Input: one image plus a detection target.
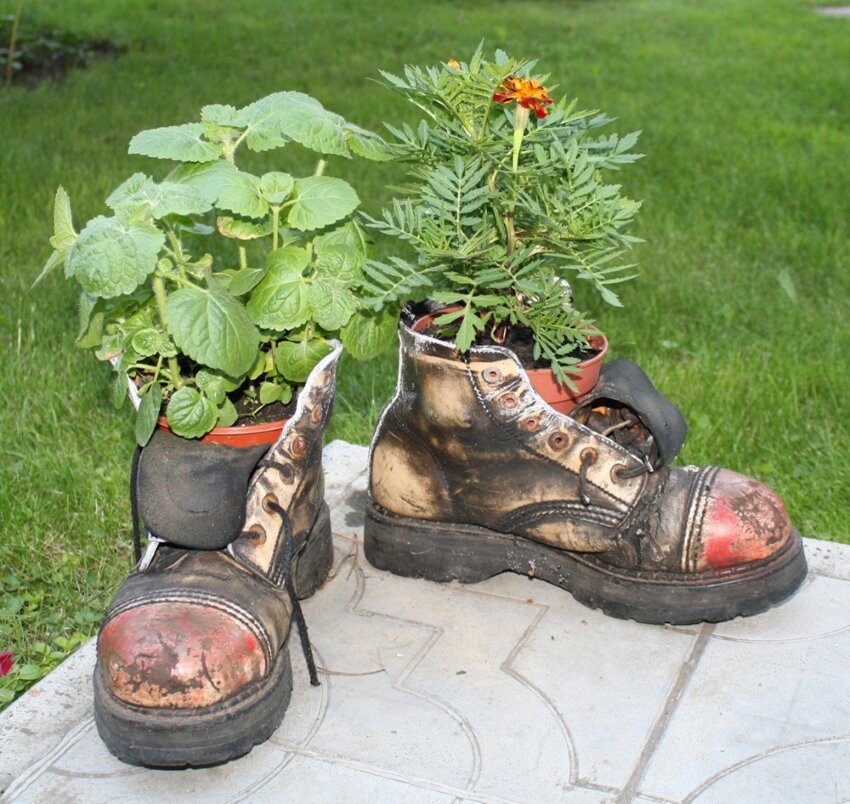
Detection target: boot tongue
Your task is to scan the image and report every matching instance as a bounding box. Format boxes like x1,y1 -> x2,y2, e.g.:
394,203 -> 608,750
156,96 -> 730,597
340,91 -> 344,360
571,359 -> 687,467
136,430 -> 267,550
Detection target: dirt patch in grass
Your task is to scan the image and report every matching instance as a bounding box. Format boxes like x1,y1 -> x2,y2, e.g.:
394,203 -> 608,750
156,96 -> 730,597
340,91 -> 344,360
1,14 -> 124,88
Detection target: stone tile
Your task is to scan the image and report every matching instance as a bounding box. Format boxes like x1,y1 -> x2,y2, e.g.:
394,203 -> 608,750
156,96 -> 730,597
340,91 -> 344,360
636,573 -> 850,802
487,575 -> 697,793
805,537 -> 850,581
0,640 -> 96,793
3,441 -> 850,804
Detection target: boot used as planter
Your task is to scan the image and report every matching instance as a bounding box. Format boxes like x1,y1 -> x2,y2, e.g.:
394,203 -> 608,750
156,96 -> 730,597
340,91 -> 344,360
411,307 -> 609,415
94,345 -> 341,768
364,323 -> 807,625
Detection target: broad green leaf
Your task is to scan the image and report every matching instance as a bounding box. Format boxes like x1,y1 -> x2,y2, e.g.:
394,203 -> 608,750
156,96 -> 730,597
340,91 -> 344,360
135,384 -> 162,446
232,92 -> 316,152
246,246 -> 311,329
196,368 -> 240,405
259,171 -> 294,204
308,276 -> 358,330
259,381 -> 286,404
122,181 -> 211,220
164,285 -> 259,377
286,176 -> 359,231
35,187 -> 77,285
51,186 -> 76,248
129,123 -> 222,162
66,216 -> 164,298
76,292 -> 103,347
340,306 -> 399,361
105,173 -> 149,209
165,386 -> 218,439
49,186 -> 76,250
169,161 -> 267,219
130,328 -> 176,358
227,266 -> 265,295
214,169 -> 269,219
313,220 -> 369,257
112,370 -> 129,410
217,398 -> 238,427
274,338 -> 332,383
216,216 -> 273,240
278,105 -> 350,157
344,124 -> 394,161
313,242 -> 364,285
167,161 -> 237,205
201,104 -> 239,125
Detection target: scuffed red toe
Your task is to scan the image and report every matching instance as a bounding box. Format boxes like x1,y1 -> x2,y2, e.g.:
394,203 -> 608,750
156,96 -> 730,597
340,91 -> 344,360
98,601 -> 266,710
693,469 -> 793,572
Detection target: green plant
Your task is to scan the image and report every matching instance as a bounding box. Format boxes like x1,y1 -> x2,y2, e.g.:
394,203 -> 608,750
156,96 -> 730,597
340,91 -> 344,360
40,91 -> 393,443
362,47 -> 642,383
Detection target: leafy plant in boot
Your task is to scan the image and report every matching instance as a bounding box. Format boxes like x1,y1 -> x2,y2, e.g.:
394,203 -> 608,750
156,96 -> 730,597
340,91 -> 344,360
39,92 -> 394,443
362,46 -> 642,385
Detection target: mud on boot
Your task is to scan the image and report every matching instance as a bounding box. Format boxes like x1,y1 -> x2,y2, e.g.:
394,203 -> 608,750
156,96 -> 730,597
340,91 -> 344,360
364,323 -> 806,625
94,346 -> 341,768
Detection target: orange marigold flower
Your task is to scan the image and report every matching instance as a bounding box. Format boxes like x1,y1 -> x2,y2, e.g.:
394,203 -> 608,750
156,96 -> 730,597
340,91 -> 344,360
447,59 -> 461,69
492,76 -> 553,119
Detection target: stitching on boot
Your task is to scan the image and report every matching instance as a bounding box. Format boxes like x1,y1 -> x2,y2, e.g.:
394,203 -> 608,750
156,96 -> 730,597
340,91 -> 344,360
679,465 -> 722,573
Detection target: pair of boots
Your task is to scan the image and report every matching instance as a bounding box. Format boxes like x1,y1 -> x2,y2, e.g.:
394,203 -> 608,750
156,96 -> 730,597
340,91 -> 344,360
94,324 -> 806,767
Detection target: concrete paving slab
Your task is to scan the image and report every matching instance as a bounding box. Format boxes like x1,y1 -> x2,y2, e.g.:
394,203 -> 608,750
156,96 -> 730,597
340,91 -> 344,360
2,440 -> 849,803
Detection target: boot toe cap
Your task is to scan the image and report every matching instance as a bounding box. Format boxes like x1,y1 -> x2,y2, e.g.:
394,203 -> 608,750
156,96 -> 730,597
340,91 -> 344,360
97,600 -> 267,709
694,468 -> 793,572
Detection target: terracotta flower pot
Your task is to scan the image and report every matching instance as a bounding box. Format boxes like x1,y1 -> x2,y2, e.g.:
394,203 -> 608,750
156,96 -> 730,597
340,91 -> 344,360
411,308 -> 608,415
155,416 -> 287,448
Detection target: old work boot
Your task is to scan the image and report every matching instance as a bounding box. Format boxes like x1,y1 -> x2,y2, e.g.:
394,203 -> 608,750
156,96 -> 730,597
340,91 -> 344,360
94,345 -> 341,768
364,323 -> 807,625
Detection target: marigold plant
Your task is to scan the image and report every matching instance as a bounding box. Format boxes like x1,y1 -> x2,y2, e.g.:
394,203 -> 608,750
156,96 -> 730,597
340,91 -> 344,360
362,46 -> 643,383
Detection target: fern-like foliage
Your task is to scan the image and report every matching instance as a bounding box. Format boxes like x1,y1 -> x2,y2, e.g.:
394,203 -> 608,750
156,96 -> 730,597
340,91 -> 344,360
367,47 -> 643,379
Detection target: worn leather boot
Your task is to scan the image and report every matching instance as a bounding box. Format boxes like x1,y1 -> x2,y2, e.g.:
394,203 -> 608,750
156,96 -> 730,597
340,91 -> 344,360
94,345 -> 340,767
364,323 -> 807,624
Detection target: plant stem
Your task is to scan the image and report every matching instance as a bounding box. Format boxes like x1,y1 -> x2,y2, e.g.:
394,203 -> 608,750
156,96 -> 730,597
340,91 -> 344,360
4,0 -> 23,88
239,246 -> 247,270
314,159 -> 326,177
271,206 -> 280,250
151,275 -> 183,389
511,104 -> 529,172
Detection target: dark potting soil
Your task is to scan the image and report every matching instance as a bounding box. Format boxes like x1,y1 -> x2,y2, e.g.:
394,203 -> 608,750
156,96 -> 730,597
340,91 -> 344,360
230,391 -> 299,425
420,320 -> 597,371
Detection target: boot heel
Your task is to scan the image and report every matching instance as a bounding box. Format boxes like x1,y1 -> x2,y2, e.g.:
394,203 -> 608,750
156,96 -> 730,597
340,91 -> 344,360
293,502 -> 333,599
364,501 -> 511,584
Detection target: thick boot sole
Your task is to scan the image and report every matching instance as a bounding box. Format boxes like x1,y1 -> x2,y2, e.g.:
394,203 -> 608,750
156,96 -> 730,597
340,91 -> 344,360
93,502 -> 333,768
363,502 -> 808,625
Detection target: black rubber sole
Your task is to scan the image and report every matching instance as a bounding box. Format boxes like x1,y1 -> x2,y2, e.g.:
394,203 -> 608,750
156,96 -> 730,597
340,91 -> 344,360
93,503 -> 333,768
364,502 -> 808,625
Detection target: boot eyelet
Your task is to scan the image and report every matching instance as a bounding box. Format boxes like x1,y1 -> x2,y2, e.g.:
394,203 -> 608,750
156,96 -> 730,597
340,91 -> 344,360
290,435 -> 308,458
521,415 -> 541,432
610,463 -> 627,482
548,431 -> 570,451
483,367 -> 502,384
311,405 -> 323,424
245,524 -> 267,545
580,447 -> 598,464
501,392 -> 519,409
262,493 -> 279,514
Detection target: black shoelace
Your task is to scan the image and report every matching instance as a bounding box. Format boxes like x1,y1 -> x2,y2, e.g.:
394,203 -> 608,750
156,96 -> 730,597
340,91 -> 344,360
267,500 -> 320,687
129,448 -> 319,687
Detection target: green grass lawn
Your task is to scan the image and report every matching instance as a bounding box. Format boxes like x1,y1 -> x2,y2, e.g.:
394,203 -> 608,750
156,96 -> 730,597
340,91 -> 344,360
1,0 -> 848,702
